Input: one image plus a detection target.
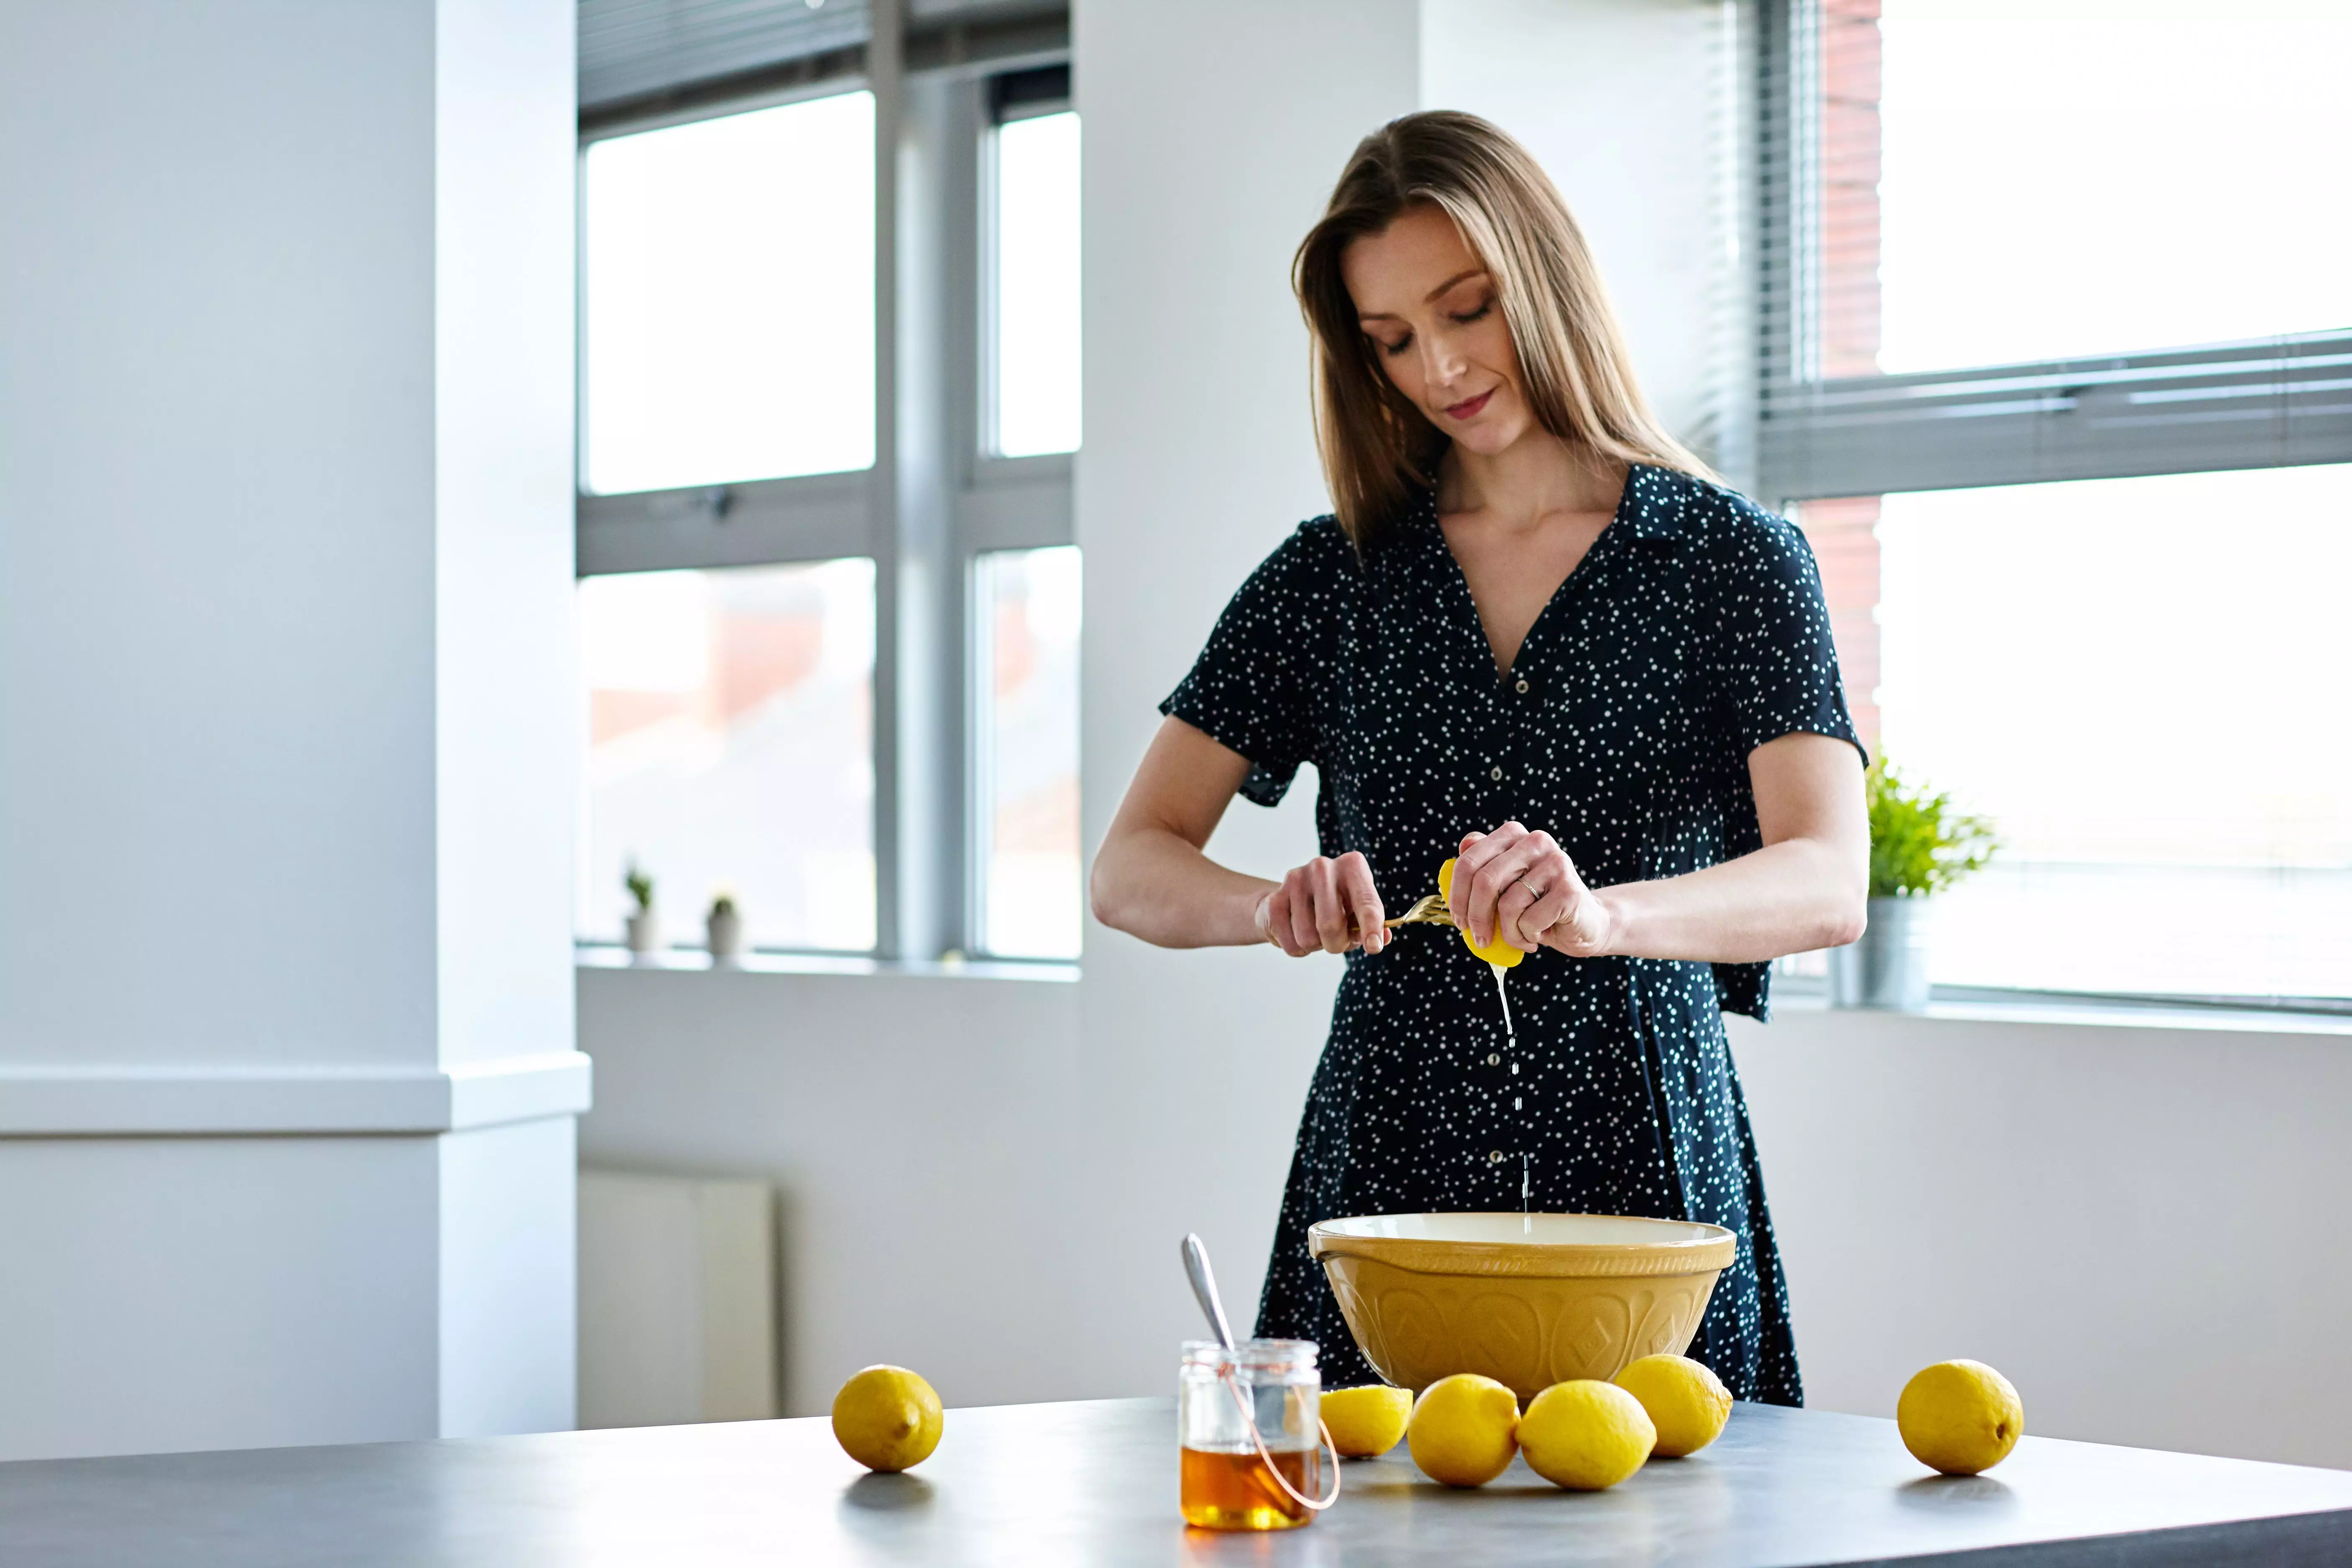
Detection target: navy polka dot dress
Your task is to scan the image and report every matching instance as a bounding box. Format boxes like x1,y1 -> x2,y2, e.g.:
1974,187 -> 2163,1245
1159,464 -> 1864,1406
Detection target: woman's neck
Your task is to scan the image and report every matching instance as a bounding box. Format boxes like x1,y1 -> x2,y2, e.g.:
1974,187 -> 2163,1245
1437,430 -> 1625,525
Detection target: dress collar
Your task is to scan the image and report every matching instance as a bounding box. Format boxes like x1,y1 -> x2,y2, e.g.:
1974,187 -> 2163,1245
1400,462 -> 1688,545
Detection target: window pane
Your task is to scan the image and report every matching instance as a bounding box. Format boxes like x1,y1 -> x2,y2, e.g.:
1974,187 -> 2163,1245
583,92 -> 875,494
1818,0 -> 2352,375
580,560 -> 876,952
975,547 -> 1081,957
991,112 -> 1081,456
1803,464 -> 2352,998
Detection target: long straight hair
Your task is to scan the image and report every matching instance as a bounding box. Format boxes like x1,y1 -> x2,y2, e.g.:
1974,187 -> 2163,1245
1295,111 -> 1716,548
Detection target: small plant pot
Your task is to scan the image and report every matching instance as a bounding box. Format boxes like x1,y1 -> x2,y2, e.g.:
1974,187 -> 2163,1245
707,907 -> 744,964
624,909 -> 662,959
1828,896 -> 1931,1010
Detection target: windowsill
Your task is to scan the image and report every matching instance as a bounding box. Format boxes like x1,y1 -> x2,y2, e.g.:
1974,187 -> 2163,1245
1765,985 -> 2352,1038
574,944 -> 1079,983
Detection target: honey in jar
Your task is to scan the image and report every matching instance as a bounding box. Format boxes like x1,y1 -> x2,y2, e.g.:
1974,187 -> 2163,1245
1180,1444 -> 1321,1531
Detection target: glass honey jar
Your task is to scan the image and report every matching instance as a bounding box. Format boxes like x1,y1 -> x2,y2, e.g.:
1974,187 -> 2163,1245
1178,1338 -> 1339,1530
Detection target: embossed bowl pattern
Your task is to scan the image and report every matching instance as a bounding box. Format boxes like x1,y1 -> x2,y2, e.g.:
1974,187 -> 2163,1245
1308,1212 -> 1738,1400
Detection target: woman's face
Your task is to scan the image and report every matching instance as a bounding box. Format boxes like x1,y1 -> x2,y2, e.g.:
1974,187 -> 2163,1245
1340,204 -> 1532,458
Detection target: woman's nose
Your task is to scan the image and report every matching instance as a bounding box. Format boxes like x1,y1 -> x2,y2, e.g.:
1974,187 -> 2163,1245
1422,328 -> 1467,387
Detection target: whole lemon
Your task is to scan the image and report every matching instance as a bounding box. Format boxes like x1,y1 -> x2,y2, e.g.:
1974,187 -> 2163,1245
1436,858 -> 1528,968
1406,1373 -> 1521,1487
1519,1380 -> 1656,1490
1322,1385 -> 1413,1457
1612,1354 -> 1733,1457
831,1365 -> 944,1473
1897,1360 -> 2022,1476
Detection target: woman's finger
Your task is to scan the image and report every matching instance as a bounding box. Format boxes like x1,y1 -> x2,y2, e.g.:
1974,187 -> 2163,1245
1464,824 -> 1545,946
1264,880 -> 1302,956
1495,874 -> 1546,951
1309,858 -> 1354,954
1284,868 -> 1322,956
1509,876 -> 1575,950
1477,830 -> 1574,949
1451,821 -> 1526,937
1336,851 -> 1386,954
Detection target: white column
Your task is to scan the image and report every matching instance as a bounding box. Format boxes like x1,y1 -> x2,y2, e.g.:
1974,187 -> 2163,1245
0,0 -> 583,1459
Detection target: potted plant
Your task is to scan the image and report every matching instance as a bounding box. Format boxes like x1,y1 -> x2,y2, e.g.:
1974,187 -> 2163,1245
1830,760 -> 1996,1010
624,861 -> 660,959
706,891 -> 744,965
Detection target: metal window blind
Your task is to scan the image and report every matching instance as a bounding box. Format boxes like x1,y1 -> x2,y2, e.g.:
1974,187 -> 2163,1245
579,0 -> 874,112
579,0 -> 1061,113
1755,0 -> 2352,505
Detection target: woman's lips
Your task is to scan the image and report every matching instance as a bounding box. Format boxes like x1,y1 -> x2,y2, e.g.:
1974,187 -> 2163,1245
1444,389 -> 1494,421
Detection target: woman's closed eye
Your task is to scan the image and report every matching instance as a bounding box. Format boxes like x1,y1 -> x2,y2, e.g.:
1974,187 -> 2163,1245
1450,301 -> 1492,325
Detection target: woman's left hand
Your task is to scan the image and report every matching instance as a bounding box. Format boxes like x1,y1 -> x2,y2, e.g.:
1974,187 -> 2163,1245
1449,822 -> 1614,957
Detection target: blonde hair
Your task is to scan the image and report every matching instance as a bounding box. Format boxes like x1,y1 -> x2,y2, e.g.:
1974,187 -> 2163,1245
1295,111 -> 1716,547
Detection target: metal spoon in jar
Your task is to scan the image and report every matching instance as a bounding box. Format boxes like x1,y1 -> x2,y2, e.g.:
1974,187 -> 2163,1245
1180,1233 -> 1237,1350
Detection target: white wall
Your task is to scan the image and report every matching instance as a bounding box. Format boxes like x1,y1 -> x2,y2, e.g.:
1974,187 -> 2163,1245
574,0 -> 2352,1472
580,965 -> 1080,1412
0,0 -> 583,1460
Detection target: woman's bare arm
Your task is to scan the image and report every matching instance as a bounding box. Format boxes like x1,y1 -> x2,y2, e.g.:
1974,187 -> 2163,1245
1090,716 -> 1389,954
1450,731 -> 1868,962
1089,717 -> 1277,948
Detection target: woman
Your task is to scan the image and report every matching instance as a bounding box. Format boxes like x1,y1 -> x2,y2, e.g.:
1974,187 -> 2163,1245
1089,112 -> 1867,1404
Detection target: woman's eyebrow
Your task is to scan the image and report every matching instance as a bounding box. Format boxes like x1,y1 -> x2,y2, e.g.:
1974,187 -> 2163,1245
1357,268 -> 1491,325
1421,267 -> 1488,303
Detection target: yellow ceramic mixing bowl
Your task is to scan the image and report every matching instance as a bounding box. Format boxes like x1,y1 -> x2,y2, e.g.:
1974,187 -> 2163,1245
1309,1212 -> 1737,1402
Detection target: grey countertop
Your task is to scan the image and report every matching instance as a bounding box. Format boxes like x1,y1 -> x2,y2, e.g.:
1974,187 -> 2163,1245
3,1397 -> 2349,1566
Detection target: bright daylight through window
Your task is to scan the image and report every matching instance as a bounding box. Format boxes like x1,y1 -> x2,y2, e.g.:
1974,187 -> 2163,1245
1868,0 -> 2352,372
990,110 -> 1081,457
579,562 -> 877,953
975,547 -> 1082,959
1790,0 -> 2352,1001
582,91 -> 876,495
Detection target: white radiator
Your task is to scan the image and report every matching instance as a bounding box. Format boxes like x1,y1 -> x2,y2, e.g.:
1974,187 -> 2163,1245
578,1168 -> 779,1428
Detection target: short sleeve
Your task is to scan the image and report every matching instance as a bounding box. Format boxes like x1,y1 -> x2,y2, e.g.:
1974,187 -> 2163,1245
1707,505 -> 1869,767
1158,520 -> 1346,807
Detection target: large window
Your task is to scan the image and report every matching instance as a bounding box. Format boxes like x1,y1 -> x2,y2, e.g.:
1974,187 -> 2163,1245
576,65 -> 1080,964
1767,0 -> 2352,1003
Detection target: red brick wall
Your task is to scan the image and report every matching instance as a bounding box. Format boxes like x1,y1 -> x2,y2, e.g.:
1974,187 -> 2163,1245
1810,0 -> 1883,754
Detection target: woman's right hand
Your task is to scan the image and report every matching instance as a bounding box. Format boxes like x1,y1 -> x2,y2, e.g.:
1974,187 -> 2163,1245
1256,851 -> 1387,957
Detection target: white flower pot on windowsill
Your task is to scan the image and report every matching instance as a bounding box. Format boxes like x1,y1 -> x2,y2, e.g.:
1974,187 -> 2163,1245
707,905 -> 744,965
625,909 -> 662,962
1828,896 -> 1931,1010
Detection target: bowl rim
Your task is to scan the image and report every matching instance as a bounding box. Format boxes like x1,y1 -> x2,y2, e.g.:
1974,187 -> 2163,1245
1306,1211 -> 1738,1279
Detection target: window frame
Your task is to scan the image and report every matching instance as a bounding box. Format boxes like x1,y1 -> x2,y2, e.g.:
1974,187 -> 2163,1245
574,36 -> 1075,965
1752,0 -> 2352,1010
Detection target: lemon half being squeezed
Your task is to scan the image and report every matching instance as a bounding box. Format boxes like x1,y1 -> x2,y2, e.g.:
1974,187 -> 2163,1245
1436,858 -> 1527,969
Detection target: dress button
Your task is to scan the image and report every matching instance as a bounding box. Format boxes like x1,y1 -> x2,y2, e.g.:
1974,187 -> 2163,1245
1514,1096 -> 1522,1110
1489,766 -> 1504,781
1515,678 -> 1529,694
1488,1150 -> 1506,1165
1486,1052 -> 1500,1066
1510,1061 -> 1519,1075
